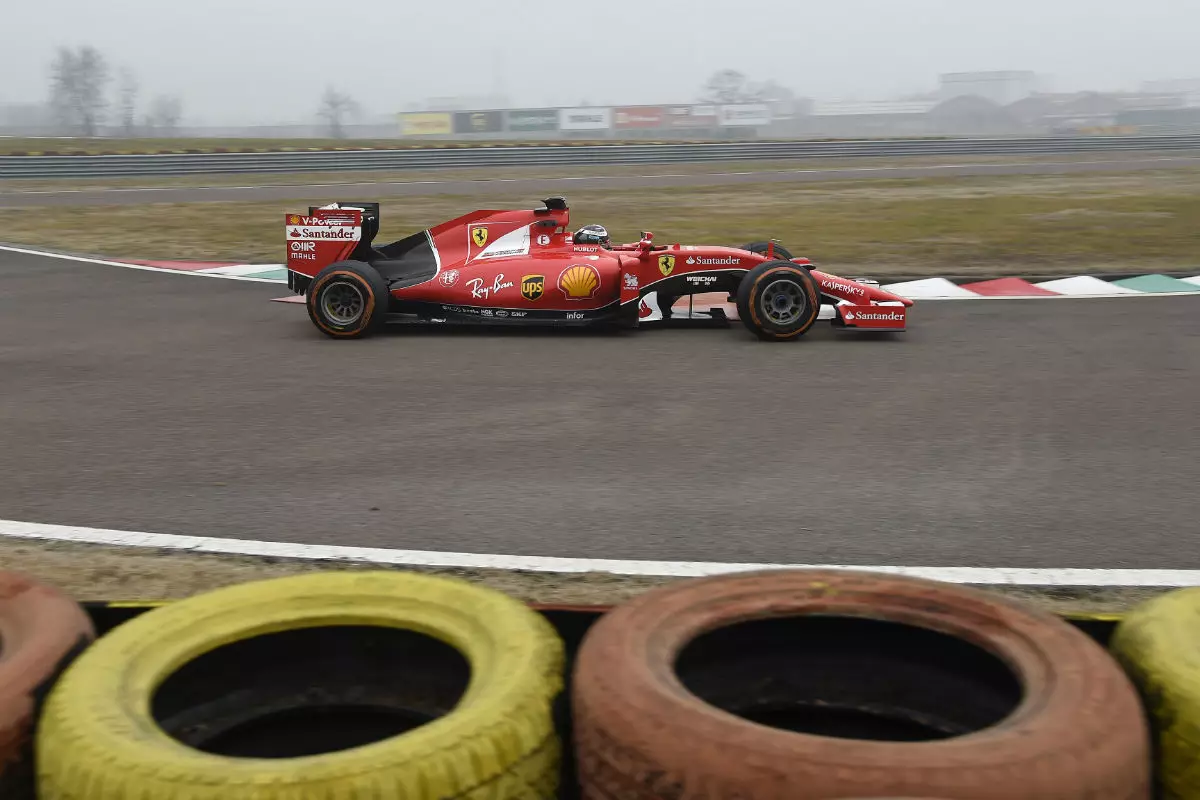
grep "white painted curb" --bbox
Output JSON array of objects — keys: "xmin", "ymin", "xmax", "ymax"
[{"xmin": 3, "ymin": 519, "xmax": 1199, "ymax": 587}]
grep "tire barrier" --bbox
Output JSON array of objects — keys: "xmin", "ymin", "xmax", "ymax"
[
  {"xmin": 570, "ymin": 569, "xmax": 1152, "ymax": 800},
  {"xmin": 0, "ymin": 571, "xmax": 95, "ymax": 800},
  {"xmin": 1109, "ymin": 587, "xmax": 1200, "ymax": 800},
  {"xmin": 34, "ymin": 571, "xmax": 565, "ymax": 800},
  {"xmin": 7, "ymin": 566, "xmax": 1195, "ymax": 799}
]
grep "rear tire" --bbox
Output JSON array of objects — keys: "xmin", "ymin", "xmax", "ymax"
[
  {"xmin": 306, "ymin": 261, "xmax": 389, "ymax": 339},
  {"xmin": 736, "ymin": 260, "xmax": 821, "ymax": 341}
]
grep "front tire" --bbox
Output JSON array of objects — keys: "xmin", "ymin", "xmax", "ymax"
[
  {"xmin": 740, "ymin": 240, "xmax": 795, "ymax": 261},
  {"xmin": 736, "ymin": 260, "xmax": 821, "ymax": 341},
  {"xmin": 306, "ymin": 261, "xmax": 389, "ymax": 339}
]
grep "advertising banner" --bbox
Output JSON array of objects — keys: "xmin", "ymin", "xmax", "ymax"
[
  {"xmin": 718, "ymin": 104, "xmax": 771, "ymax": 127},
  {"xmin": 665, "ymin": 105, "xmax": 718, "ymax": 127},
  {"xmin": 559, "ymin": 107, "xmax": 612, "ymax": 131},
  {"xmin": 453, "ymin": 110, "xmax": 503, "ymax": 134},
  {"xmin": 506, "ymin": 108, "xmax": 560, "ymax": 132},
  {"xmin": 399, "ymin": 112, "xmax": 452, "ymax": 136},
  {"xmin": 614, "ymin": 106, "xmax": 665, "ymax": 129}
]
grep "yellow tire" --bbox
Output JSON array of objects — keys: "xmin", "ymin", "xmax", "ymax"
[
  {"xmin": 1109, "ymin": 587, "xmax": 1200, "ymax": 800},
  {"xmin": 36, "ymin": 571, "xmax": 565, "ymax": 799}
]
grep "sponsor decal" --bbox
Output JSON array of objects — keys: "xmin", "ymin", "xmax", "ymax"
[
  {"xmin": 496, "ymin": 310, "xmax": 509, "ymax": 317},
  {"xmin": 623, "ymin": 273, "xmax": 639, "ymax": 291},
  {"xmin": 686, "ymin": 275, "xmax": 718, "ymax": 285},
  {"xmin": 509, "ymin": 310, "xmax": 528, "ymax": 318},
  {"xmin": 290, "ymin": 241, "xmax": 316, "ymax": 252},
  {"xmin": 439, "ymin": 269, "xmax": 460, "ymax": 287},
  {"xmin": 658, "ymin": 254, "xmax": 675, "ymax": 277},
  {"xmin": 521, "ymin": 274, "xmax": 546, "ymax": 302},
  {"xmin": 685, "ymin": 256, "xmax": 739, "ymax": 266},
  {"xmin": 537, "ymin": 234, "xmax": 551, "ymax": 246},
  {"xmin": 466, "ymin": 273, "xmax": 515, "ymax": 300},
  {"xmin": 287, "ymin": 225, "xmax": 360, "ymax": 241},
  {"xmin": 844, "ymin": 309, "xmax": 904, "ymax": 321},
  {"xmin": 821, "ymin": 278, "xmax": 866, "ymax": 297},
  {"xmin": 287, "ymin": 215, "xmax": 301, "ymax": 225},
  {"xmin": 472, "ymin": 225, "xmax": 531, "ymax": 260},
  {"xmin": 573, "ymin": 245, "xmax": 599, "ymax": 253},
  {"xmin": 558, "ymin": 264, "xmax": 601, "ymax": 300},
  {"xmin": 565, "ymin": 312, "xmax": 585, "ymax": 320},
  {"xmin": 480, "ymin": 309, "xmax": 495, "ymax": 317},
  {"xmin": 441, "ymin": 304, "xmax": 481, "ymax": 315}
]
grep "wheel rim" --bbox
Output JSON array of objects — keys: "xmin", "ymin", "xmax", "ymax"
[
  {"xmin": 760, "ymin": 278, "xmax": 807, "ymax": 326},
  {"xmin": 321, "ymin": 281, "xmax": 365, "ymax": 325}
]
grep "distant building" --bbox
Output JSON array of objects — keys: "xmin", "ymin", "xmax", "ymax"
[{"xmin": 939, "ymin": 71, "xmax": 1039, "ymax": 106}]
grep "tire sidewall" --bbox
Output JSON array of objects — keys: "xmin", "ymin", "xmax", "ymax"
[
  {"xmin": 736, "ymin": 261, "xmax": 820, "ymax": 341},
  {"xmin": 306, "ymin": 261, "xmax": 388, "ymax": 338}
]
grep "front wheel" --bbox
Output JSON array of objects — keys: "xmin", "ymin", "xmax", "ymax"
[
  {"xmin": 736, "ymin": 260, "xmax": 821, "ymax": 341},
  {"xmin": 740, "ymin": 240, "xmax": 795, "ymax": 261},
  {"xmin": 306, "ymin": 261, "xmax": 389, "ymax": 339}
]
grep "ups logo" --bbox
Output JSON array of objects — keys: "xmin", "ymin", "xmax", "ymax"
[{"xmin": 521, "ymin": 274, "xmax": 545, "ymax": 301}]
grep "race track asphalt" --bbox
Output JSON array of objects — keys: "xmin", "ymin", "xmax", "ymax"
[
  {"xmin": 1, "ymin": 248, "xmax": 1198, "ymax": 569},
  {"xmin": 4, "ymin": 155, "xmax": 1200, "ymax": 207}
]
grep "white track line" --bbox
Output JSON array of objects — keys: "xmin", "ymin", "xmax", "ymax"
[
  {"xmin": 0, "ymin": 244, "xmax": 284, "ymax": 283},
  {"xmin": 2, "ymin": 519, "xmax": 1198, "ymax": 587}
]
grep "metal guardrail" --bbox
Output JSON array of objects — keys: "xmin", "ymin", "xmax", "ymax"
[{"xmin": 3, "ymin": 134, "xmax": 1200, "ymax": 178}]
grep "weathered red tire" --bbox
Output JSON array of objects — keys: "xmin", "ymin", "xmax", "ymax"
[
  {"xmin": 572, "ymin": 569, "xmax": 1150, "ymax": 800},
  {"xmin": 0, "ymin": 572, "xmax": 95, "ymax": 798}
]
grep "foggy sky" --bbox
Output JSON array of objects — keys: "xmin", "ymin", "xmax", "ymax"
[{"xmin": 3, "ymin": 0, "xmax": 1196, "ymax": 124}]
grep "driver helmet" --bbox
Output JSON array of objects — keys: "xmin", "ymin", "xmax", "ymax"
[{"xmin": 573, "ymin": 224, "xmax": 611, "ymax": 248}]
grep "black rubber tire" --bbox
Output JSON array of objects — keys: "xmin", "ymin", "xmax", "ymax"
[
  {"xmin": 736, "ymin": 260, "xmax": 821, "ymax": 341},
  {"xmin": 740, "ymin": 241, "xmax": 795, "ymax": 261},
  {"xmin": 305, "ymin": 261, "xmax": 389, "ymax": 339}
]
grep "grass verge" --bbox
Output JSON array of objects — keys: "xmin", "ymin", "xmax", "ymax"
[
  {"xmin": 5, "ymin": 168, "xmax": 1200, "ymax": 274},
  {"xmin": 0, "ymin": 539, "xmax": 1167, "ymax": 614}
]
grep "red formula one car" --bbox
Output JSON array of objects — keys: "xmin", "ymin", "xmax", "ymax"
[{"xmin": 283, "ymin": 197, "xmax": 912, "ymax": 341}]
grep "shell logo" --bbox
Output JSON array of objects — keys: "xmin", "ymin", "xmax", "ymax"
[
  {"xmin": 287, "ymin": 215, "xmax": 301, "ymax": 224},
  {"xmin": 558, "ymin": 264, "xmax": 601, "ymax": 300}
]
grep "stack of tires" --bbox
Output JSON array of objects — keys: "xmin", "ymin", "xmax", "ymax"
[{"xmin": 2, "ymin": 567, "xmax": 1199, "ymax": 799}]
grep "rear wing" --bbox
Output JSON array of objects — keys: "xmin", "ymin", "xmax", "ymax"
[{"xmin": 285, "ymin": 202, "xmax": 377, "ymax": 278}]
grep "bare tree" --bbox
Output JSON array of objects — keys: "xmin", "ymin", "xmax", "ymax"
[
  {"xmin": 49, "ymin": 45, "xmax": 110, "ymax": 136},
  {"xmin": 145, "ymin": 95, "xmax": 183, "ymax": 133},
  {"xmin": 317, "ymin": 87, "xmax": 360, "ymax": 138},
  {"xmin": 117, "ymin": 67, "xmax": 139, "ymax": 136},
  {"xmin": 699, "ymin": 69, "xmax": 758, "ymax": 104}
]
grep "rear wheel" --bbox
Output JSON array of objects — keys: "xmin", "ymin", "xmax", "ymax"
[
  {"xmin": 306, "ymin": 261, "xmax": 389, "ymax": 339},
  {"xmin": 736, "ymin": 260, "xmax": 821, "ymax": 341}
]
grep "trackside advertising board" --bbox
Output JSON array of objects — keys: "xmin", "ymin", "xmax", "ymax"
[
  {"xmin": 559, "ymin": 107, "xmax": 612, "ymax": 131},
  {"xmin": 718, "ymin": 104, "xmax": 771, "ymax": 127},
  {"xmin": 399, "ymin": 112, "xmax": 452, "ymax": 135},
  {"xmin": 453, "ymin": 110, "xmax": 503, "ymax": 134},
  {"xmin": 614, "ymin": 107, "xmax": 665, "ymax": 129},
  {"xmin": 506, "ymin": 108, "xmax": 560, "ymax": 132}
]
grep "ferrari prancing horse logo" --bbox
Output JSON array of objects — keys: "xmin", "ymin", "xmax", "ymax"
[
  {"xmin": 658, "ymin": 254, "xmax": 675, "ymax": 276},
  {"xmin": 471, "ymin": 227, "xmax": 488, "ymax": 247}
]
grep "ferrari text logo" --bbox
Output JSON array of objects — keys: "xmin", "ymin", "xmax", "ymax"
[
  {"xmin": 658, "ymin": 255, "xmax": 675, "ymax": 276},
  {"xmin": 521, "ymin": 274, "xmax": 545, "ymax": 301},
  {"xmin": 471, "ymin": 227, "xmax": 488, "ymax": 247}
]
